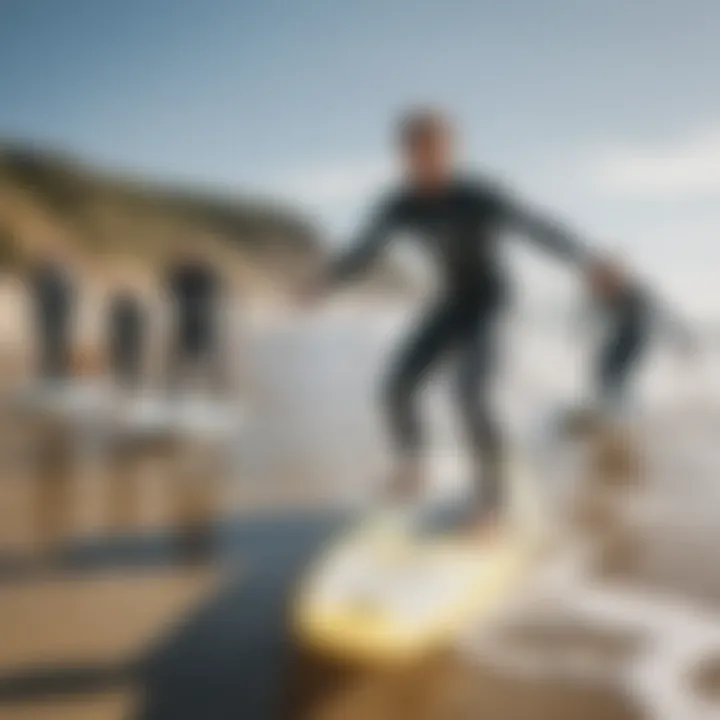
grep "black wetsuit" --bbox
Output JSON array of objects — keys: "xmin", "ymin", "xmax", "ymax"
[
  {"xmin": 596, "ymin": 285, "xmax": 649, "ymax": 406},
  {"xmin": 169, "ymin": 263, "xmax": 219, "ymax": 358},
  {"xmin": 166, "ymin": 261, "xmax": 223, "ymax": 391},
  {"xmin": 31, "ymin": 262, "xmax": 74, "ymax": 381},
  {"xmin": 108, "ymin": 293, "xmax": 146, "ymax": 389},
  {"xmin": 594, "ymin": 281, "xmax": 693, "ymax": 411},
  {"xmin": 329, "ymin": 177, "xmax": 591, "ymax": 510}
]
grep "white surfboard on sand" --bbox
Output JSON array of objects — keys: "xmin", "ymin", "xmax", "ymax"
[
  {"xmin": 10, "ymin": 383, "xmax": 246, "ymax": 444},
  {"xmin": 10, "ymin": 380, "xmax": 113, "ymax": 422},
  {"xmin": 293, "ymin": 457, "xmax": 547, "ymax": 665},
  {"xmin": 112, "ymin": 392, "xmax": 246, "ymax": 441}
]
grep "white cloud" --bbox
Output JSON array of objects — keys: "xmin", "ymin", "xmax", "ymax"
[{"xmin": 593, "ymin": 126, "xmax": 720, "ymax": 197}]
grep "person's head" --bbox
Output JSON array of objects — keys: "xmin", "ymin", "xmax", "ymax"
[{"xmin": 397, "ymin": 108, "xmax": 455, "ymax": 190}]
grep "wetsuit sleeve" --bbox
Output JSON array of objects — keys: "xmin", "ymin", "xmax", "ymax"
[
  {"xmin": 325, "ymin": 197, "xmax": 401, "ymax": 285},
  {"xmin": 498, "ymin": 193, "xmax": 595, "ymax": 267},
  {"xmin": 644, "ymin": 291, "xmax": 696, "ymax": 348}
]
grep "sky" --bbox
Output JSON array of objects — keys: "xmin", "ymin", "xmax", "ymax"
[{"xmin": 1, "ymin": 0, "xmax": 719, "ymax": 312}]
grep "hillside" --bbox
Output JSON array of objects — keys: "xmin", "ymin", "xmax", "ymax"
[{"xmin": 0, "ymin": 143, "xmax": 407, "ymax": 297}]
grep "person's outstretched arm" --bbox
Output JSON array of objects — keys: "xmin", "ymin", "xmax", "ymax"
[
  {"xmin": 503, "ymin": 199, "xmax": 596, "ymax": 268},
  {"xmin": 499, "ymin": 191, "xmax": 629, "ymax": 301},
  {"xmin": 324, "ymin": 198, "xmax": 400, "ymax": 286},
  {"xmin": 642, "ymin": 289, "xmax": 698, "ymax": 353},
  {"xmin": 298, "ymin": 197, "xmax": 401, "ymax": 304}
]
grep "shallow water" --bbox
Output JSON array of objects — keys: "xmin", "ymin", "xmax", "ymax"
[
  {"xmin": 1, "ymin": 301, "xmax": 720, "ymax": 719},
  {"xmin": 241, "ymin": 306, "xmax": 720, "ymax": 720}
]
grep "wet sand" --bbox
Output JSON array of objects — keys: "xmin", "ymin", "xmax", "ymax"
[
  {"xmin": 285, "ymin": 648, "xmax": 643, "ymax": 720},
  {"xmin": 0, "ymin": 302, "xmax": 719, "ymax": 719}
]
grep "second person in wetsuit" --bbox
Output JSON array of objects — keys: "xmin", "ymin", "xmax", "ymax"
[
  {"xmin": 302, "ymin": 109, "xmax": 623, "ymax": 535},
  {"xmin": 106, "ymin": 263, "xmax": 149, "ymax": 392},
  {"xmin": 29, "ymin": 249, "xmax": 76, "ymax": 384},
  {"xmin": 566, "ymin": 277, "xmax": 697, "ymax": 434},
  {"xmin": 165, "ymin": 247, "xmax": 225, "ymax": 395}
]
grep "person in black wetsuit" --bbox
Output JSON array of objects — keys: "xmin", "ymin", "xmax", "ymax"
[
  {"xmin": 107, "ymin": 265, "xmax": 148, "ymax": 391},
  {"xmin": 165, "ymin": 247, "xmax": 225, "ymax": 394},
  {"xmin": 596, "ymin": 284, "xmax": 650, "ymax": 412},
  {"xmin": 301, "ymin": 109, "xmax": 624, "ymax": 535},
  {"xmin": 29, "ymin": 251, "xmax": 76, "ymax": 383},
  {"xmin": 565, "ymin": 276, "xmax": 697, "ymax": 434}
]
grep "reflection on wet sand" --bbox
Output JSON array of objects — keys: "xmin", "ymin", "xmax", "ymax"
[
  {"xmin": 0, "ymin": 424, "xmax": 221, "ymax": 565},
  {"xmin": 0, "ymin": 570, "xmax": 218, "ymax": 671},
  {"xmin": 0, "ymin": 691, "xmax": 137, "ymax": 720},
  {"xmin": 285, "ymin": 649, "xmax": 644, "ymax": 720}
]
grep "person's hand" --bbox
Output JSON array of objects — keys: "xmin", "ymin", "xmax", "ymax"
[
  {"xmin": 294, "ymin": 271, "xmax": 329, "ymax": 309},
  {"xmin": 586, "ymin": 257, "xmax": 627, "ymax": 299}
]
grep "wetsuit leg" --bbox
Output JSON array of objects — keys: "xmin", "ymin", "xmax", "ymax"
[
  {"xmin": 597, "ymin": 294, "xmax": 648, "ymax": 410},
  {"xmin": 109, "ymin": 335, "xmax": 124, "ymax": 387},
  {"xmin": 177, "ymin": 309, "xmax": 215, "ymax": 392},
  {"xmin": 167, "ymin": 311, "xmax": 200, "ymax": 393},
  {"xmin": 167, "ymin": 341, "xmax": 190, "ymax": 393},
  {"xmin": 166, "ymin": 320, "xmax": 189, "ymax": 393},
  {"xmin": 454, "ymin": 303, "xmax": 505, "ymax": 513},
  {"xmin": 382, "ymin": 301, "xmax": 462, "ymax": 457},
  {"xmin": 39, "ymin": 306, "xmax": 71, "ymax": 381},
  {"xmin": 208, "ymin": 337, "xmax": 228, "ymax": 395},
  {"xmin": 198, "ymin": 315, "xmax": 225, "ymax": 394},
  {"xmin": 119, "ymin": 330, "xmax": 143, "ymax": 389},
  {"xmin": 109, "ymin": 302, "xmax": 144, "ymax": 390}
]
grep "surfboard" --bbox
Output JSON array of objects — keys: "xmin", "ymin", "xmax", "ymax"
[
  {"xmin": 171, "ymin": 395, "xmax": 245, "ymax": 439},
  {"xmin": 10, "ymin": 380, "xmax": 113, "ymax": 422},
  {"xmin": 112, "ymin": 393, "xmax": 178, "ymax": 437},
  {"xmin": 10, "ymin": 383, "xmax": 246, "ymax": 443},
  {"xmin": 293, "ymin": 459, "xmax": 547, "ymax": 665},
  {"xmin": 112, "ymin": 392, "xmax": 245, "ymax": 441}
]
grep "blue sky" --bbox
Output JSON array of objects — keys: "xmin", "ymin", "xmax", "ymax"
[{"xmin": 1, "ymin": 0, "xmax": 719, "ymax": 309}]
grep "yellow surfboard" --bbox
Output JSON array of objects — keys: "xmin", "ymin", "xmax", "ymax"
[{"xmin": 293, "ymin": 459, "xmax": 546, "ymax": 665}]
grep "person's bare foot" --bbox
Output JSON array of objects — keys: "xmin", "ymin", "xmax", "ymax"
[
  {"xmin": 386, "ymin": 457, "xmax": 424, "ymax": 505},
  {"xmin": 464, "ymin": 509, "xmax": 506, "ymax": 545},
  {"xmin": 562, "ymin": 406, "xmax": 601, "ymax": 437}
]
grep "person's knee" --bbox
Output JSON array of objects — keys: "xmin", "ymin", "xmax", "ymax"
[
  {"xmin": 381, "ymin": 372, "xmax": 422, "ymax": 450},
  {"xmin": 599, "ymin": 326, "xmax": 644, "ymax": 392},
  {"xmin": 381, "ymin": 372, "xmax": 413, "ymax": 419},
  {"xmin": 459, "ymin": 395, "xmax": 501, "ymax": 453}
]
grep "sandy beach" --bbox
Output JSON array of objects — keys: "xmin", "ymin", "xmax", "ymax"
[{"xmin": 0, "ymin": 283, "xmax": 719, "ymax": 719}]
